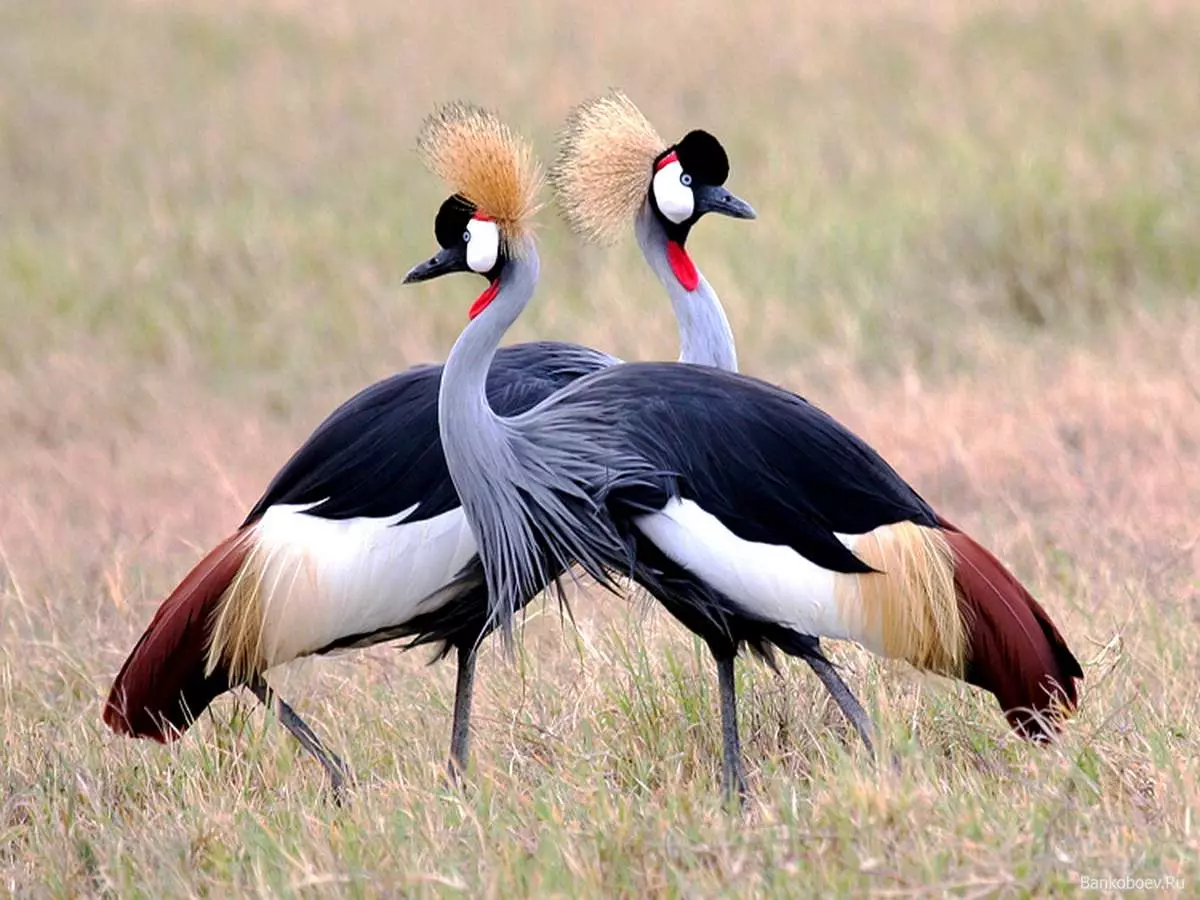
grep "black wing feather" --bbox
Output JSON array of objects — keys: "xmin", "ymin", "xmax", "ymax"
[
  {"xmin": 245, "ymin": 341, "xmax": 614, "ymax": 527},
  {"xmin": 593, "ymin": 363, "xmax": 939, "ymax": 575}
]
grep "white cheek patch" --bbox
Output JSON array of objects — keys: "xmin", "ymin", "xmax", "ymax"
[
  {"xmin": 652, "ymin": 160, "xmax": 695, "ymax": 224},
  {"xmin": 465, "ymin": 218, "xmax": 500, "ymax": 274}
]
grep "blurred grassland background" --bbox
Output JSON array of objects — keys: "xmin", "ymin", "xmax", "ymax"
[{"xmin": 2, "ymin": 0, "xmax": 1199, "ymax": 896}]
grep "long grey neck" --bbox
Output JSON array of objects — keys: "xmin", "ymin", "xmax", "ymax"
[
  {"xmin": 438, "ymin": 245, "xmax": 539, "ymax": 463},
  {"xmin": 435, "ymin": 240, "xmax": 635, "ymax": 644},
  {"xmin": 635, "ymin": 200, "xmax": 738, "ymax": 373},
  {"xmin": 437, "ymin": 242, "xmax": 549, "ymax": 642}
]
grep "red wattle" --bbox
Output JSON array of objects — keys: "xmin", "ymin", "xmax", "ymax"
[
  {"xmin": 469, "ymin": 281, "xmax": 500, "ymax": 319},
  {"xmin": 666, "ymin": 241, "xmax": 699, "ymax": 292}
]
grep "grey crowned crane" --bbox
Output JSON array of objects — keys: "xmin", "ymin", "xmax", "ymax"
[
  {"xmin": 549, "ymin": 91, "xmax": 877, "ymax": 750},
  {"xmin": 404, "ymin": 104, "xmax": 1083, "ymax": 802},
  {"xmin": 100, "ymin": 104, "xmax": 759, "ymax": 798}
]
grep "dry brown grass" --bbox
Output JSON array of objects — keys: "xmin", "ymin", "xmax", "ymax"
[{"xmin": 3, "ymin": 0, "xmax": 1199, "ymax": 895}]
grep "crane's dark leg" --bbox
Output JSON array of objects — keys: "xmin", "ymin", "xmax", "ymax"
[
  {"xmin": 802, "ymin": 655, "xmax": 875, "ymax": 757},
  {"xmin": 447, "ymin": 643, "xmax": 477, "ymax": 785},
  {"xmin": 250, "ymin": 678, "xmax": 351, "ymax": 804},
  {"xmin": 715, "ymin": 654, "xmax": 748, "ymax": 805}
]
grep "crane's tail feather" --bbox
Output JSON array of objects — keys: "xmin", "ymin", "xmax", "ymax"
[
  {"xmin": 103, "ymin": 529, "xmax": 257, "ymax": 742},
  {"xmin": 938, "ymin": 518, "xmax": 1082, "ymax": 739},
  {"xmin": 837, "ymin": 520, "xmax": 1081, "ymax": 739}
]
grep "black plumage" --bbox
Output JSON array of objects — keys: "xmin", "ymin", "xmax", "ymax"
[
  {"xmin": 581, "ymin": 362, "xmax": 941, "ymax": 584},
  {"xmin": 243, "ymin": 339, "xmax": 615, "ymax": 656},
  {"xmin": 247, "ymin": 341, "xmax": 614, "ymax": 527}
]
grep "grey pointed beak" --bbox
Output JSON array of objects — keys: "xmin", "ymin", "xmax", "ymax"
[
  {"xmin": 403, "ymin": 247, "xmax": 465, "ymax": 284},
  {"xmin": 694, "ymin": 185, "xmax": 757, "ymax": 221}
]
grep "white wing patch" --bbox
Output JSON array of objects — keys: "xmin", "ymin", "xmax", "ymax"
[
  {"xmin": 251, "ymin": 502, "xmax": 479, "ymax": 667},
  {"xmin": 634, "ymin": 498, "xmax": 884, "ymax": 652}
]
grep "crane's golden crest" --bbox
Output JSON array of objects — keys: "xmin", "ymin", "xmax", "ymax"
[
  {"xmin": 549, "ymin": 90, "xmax": 667, "ymax": 245},
  {"xmin": 416, "ymin": 102, "xmax": 543, "ymax": 255}
]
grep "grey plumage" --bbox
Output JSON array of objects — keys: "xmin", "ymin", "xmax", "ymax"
[{"xmin": 438, "ymin": 250, "xmax": 657, "ymax": 646}]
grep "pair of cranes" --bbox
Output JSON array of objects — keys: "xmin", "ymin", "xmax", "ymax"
[{"xmin": 103, "ymin": 94, "xmax": 1081, "ymax": 802}]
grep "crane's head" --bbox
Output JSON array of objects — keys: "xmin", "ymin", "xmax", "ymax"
[
  {"xmin": 403, "ymin": 193, "xmax": 509, "ymax": 317},
  {"xmin": 647, "ymin": 130, "xmax": 755, "ymax": 241},
  {"xmin": 403, "ymin": 102, "xmax": 542, "ymax": 319},
  {"xmin": 550, "ymin": 90, "xmax": 755, "ymax": 248}
]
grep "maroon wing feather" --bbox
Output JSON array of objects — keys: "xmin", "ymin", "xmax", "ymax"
[
  {"xmin": 103, "ymin": 531, "xmax": 253, "ymax": 742},
  {"xmin": 939, "ymin": 517, "xmax": 1082, "ymax": 739}
]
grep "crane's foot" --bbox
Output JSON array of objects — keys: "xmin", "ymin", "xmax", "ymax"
[
  {"xmin": 250, "ymin": 679, "xmax": 354, "ymax": 806},
  {"xmin": 803, "ymin": 654, "xmax": 876, "ymax": 758},
  {"xmin": 716, "ymin": 655, "xmax": 749, "ymax": 809},
  {"xmin": 445, "ymin": 644, "xmax": 477, "ymax": 790}
]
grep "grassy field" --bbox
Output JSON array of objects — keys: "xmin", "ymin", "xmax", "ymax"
[{"xmin": 3, "ymin": 0, "xmax": 1199, "ymax": 895}]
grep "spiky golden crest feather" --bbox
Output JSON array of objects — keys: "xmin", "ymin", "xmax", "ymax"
[
  {"xmin": 549, "ymin": 90, "xmax": 667, "ymax": 245},
  {"xmin": 416, "ymin": 102, "xmax": 543, "ymax": 255},
  {"xmin": 835, "ymin": 522, "xmax": 967, "ymax": 676}
]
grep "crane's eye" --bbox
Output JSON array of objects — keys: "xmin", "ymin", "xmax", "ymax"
[
  {"xmin": 462, "ymin": 230, "xmax": 471, "ymax": 243},
  {"xmin": 680, "ymin": 173, "xmax": 693, "ymax": 187}
]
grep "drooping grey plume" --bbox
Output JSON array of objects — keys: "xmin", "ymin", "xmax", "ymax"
[{"xmin": 438, "ymin": 249, "xmax": 662, "ymax": 647}]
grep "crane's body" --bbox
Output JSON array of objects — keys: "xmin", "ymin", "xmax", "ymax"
[
  {"xmin": 433, "ymin": 236, "xmax": 1081, "ymax": 800},
  {"xmin": 411, "ymin": 100, "xmax": 1081, "ymax": 799},
  {"xmin": 103, "ymin": 341, "xmax": 614, "ymax": 790},
  {"xmin": 102, "ymin": 99, "xmax": 771, "ymax": 797},
  {"xmin": 436, "ymin": 248, "xmax": 1079, "ymax": 709}
]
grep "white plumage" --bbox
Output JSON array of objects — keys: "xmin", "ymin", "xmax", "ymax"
[
  {"xmin": 635, "ymin": 499, "xmax": 890, "ymax": 654},
  {"xmin": 251, "ymin": 502, "xmax": 479, "ymax": 668}
]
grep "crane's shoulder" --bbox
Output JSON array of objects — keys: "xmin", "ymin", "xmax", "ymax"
[
  {"xmin": 564, "ymin": 362, "xmax": 939, "ymax": 546},
  {"xmin": 244, "ymin": 342, "xmax": 610, "ymax": 526}
]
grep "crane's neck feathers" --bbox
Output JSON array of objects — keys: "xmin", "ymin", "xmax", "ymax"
[
  {"xmin": 636, "ymin": 201, "xmax": 738, "ymax": 372},
  {"xmin": 442, "ymin": 239, "xmax": 539, "ymax": 409},
  {"xmin": 437, "ymin": 240, "xmax": 641, "ymax": 644}
]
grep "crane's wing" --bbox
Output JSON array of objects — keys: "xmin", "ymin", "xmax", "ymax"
[
  {"xmin": 595, "ymin": 362, "xmax": 939, "ymax": 575},
  {"xmin": 245, "ymin": 341, "xmax": 617, "ymax": 526}
]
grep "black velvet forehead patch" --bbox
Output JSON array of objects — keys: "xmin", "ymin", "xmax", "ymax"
[
  {"xmin": 434, "ymin": 194, "xmax": 477, "ymax": 249},
  {"xmin": 673, "ymin": 130, "xmax": 729, "ymax": 186}
]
